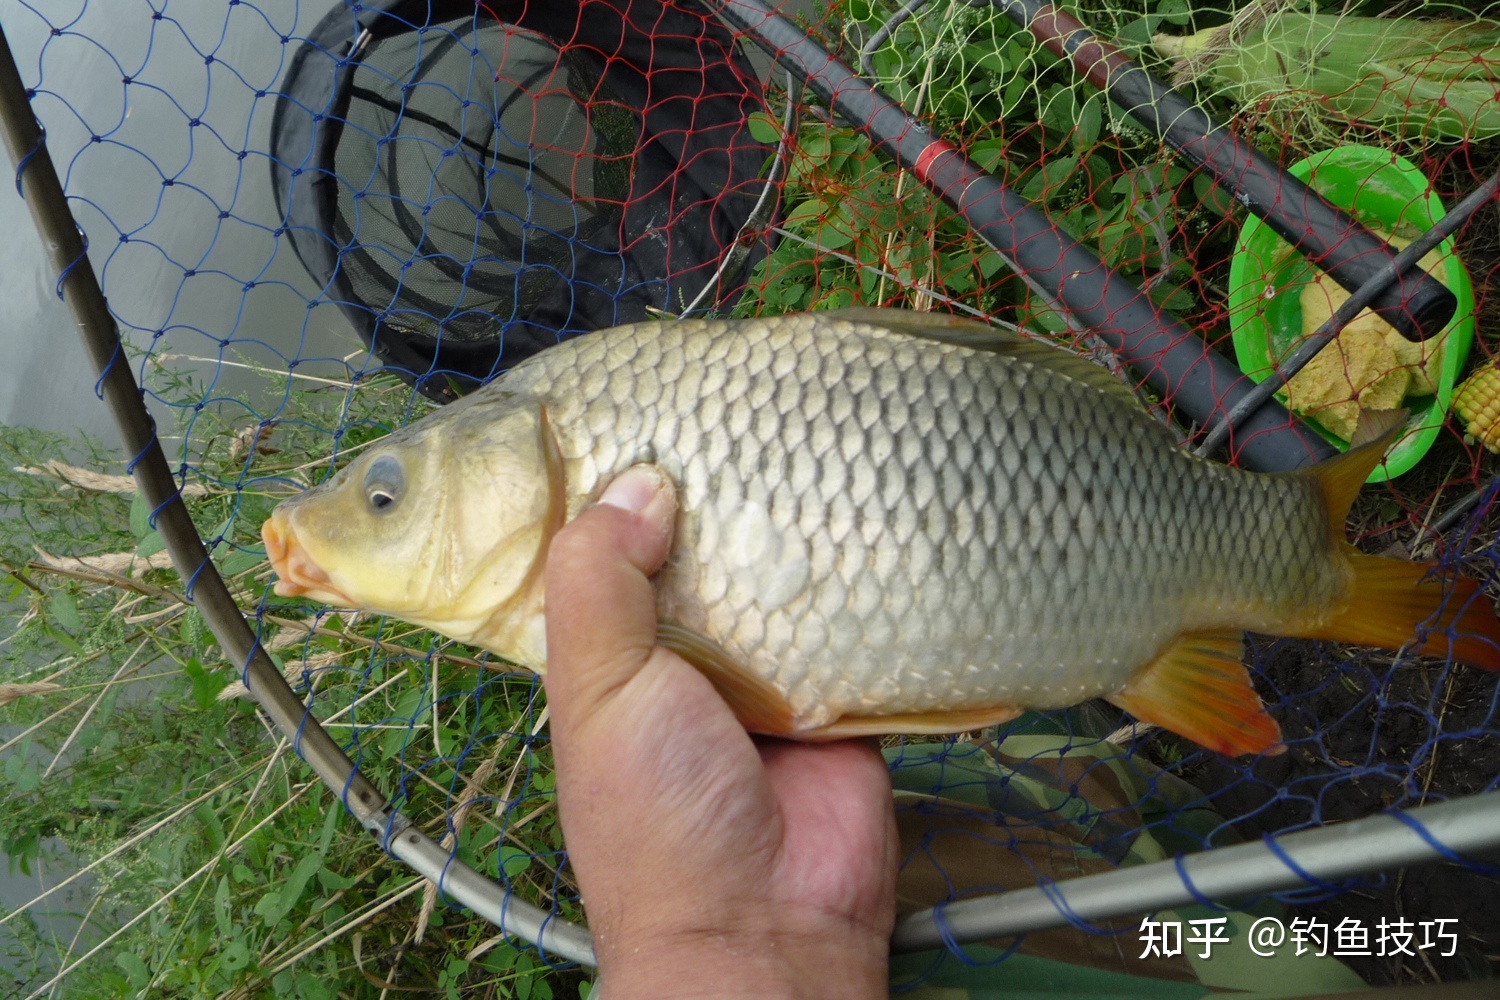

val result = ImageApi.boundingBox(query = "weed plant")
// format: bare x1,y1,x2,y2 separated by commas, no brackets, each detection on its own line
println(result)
1,363,585,998
736,0,1239,333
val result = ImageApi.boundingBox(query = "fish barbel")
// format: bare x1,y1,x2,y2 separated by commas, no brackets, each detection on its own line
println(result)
261,309,1500,754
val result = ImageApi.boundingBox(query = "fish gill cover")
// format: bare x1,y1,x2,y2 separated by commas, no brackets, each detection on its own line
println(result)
3,0,1500,995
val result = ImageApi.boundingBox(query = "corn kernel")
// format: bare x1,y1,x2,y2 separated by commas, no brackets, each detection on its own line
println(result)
1453,364,1500,452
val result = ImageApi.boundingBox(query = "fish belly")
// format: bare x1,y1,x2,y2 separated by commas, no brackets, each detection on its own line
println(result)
536,315,1336,731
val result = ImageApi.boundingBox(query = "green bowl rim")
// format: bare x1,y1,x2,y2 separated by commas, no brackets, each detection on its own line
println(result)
1227,144,1475,482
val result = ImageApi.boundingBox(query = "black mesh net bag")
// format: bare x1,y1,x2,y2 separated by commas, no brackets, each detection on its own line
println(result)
271,0,775,400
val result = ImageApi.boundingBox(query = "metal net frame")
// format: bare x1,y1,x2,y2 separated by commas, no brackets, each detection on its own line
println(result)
3,0,1500,995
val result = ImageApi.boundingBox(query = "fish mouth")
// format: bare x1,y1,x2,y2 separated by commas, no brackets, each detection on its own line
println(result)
262,514,356,608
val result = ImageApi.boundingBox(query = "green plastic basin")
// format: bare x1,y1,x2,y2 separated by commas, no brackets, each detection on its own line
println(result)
1227,144,1475,481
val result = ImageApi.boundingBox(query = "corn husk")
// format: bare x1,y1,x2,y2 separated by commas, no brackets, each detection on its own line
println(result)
1155,15,1500,142
1453,364,1500,452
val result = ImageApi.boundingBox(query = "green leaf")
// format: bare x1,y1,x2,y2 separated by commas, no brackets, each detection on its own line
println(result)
1074,95,1103,150
1192,172,1237,218
183,657,230,710
1156,0,1192,26
1020,155,1079,203
218,549,263,578
12,758,39,794
1100,218,1147,266
205,515,234,548
129,491,152,541
797,130,830,165
578,982,594,1000
746,111,782,145
221,938,251,971
317,866,356,892
135,529,166,558
274,853,323,923
232,863,255,884
43,624,83,654
1040,85,1081,137
116,951,150,988
814,201,857,252
214,876,233,938
195,802,226,851
47,589,81,631
968,139,1007,172
254,890,283,925
783,198,828,230
294,971,333,1000
500,846,531,880
1148,280,1195,314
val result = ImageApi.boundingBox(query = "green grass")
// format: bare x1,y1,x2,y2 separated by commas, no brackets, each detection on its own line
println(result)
0,364,585,999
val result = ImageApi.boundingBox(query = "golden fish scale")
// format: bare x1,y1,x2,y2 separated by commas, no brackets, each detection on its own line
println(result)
507,314,1342,730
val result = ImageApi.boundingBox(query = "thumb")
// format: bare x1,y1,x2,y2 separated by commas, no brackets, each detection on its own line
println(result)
543,464,678,725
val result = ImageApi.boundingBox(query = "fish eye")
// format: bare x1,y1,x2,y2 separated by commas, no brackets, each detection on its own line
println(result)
363,455,406,514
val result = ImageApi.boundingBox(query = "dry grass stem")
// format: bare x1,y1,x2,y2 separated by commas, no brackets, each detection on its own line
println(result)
15,460,209,496
0,682,64,706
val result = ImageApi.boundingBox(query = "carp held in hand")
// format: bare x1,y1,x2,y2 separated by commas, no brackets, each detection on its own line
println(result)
262,309,1500,755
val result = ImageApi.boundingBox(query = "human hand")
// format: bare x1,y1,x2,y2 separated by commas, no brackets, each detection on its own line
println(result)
543,465,898,1000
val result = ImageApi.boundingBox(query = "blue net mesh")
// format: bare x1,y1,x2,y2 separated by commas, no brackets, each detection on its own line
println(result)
5,0,1500,994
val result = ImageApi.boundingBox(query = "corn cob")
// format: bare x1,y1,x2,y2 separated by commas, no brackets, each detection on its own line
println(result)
1155,14,1500,142
1453,363,1500,452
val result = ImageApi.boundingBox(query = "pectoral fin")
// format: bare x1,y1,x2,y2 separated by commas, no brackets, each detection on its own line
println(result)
1106,630,1283,757
656,624,797,734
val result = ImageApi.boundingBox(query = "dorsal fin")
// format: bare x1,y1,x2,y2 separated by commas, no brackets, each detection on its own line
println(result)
1300,409,1406,529
818,307,1150,409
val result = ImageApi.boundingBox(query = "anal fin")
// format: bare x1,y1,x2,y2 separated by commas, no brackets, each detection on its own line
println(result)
795,704,1025,742
656,624,797,734
1106,630,1283,757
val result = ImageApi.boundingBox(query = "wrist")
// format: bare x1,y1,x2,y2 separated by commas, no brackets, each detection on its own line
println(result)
593,924,888,1000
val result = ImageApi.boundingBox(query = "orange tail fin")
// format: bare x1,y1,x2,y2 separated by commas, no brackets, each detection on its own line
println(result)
1306,549,1500,671
1299,414,1500,670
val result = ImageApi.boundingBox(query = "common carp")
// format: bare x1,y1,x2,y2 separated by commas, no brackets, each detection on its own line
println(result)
261,309,1500,755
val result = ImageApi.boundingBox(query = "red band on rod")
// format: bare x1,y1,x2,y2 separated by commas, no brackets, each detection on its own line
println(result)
913,139,957,184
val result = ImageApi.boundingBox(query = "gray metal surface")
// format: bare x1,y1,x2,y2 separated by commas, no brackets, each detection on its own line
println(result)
892,789,1500,952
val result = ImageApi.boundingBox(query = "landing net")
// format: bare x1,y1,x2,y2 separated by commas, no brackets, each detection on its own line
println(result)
2,0,1499,994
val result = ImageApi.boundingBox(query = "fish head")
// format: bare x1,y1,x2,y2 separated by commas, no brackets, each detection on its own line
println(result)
261,393,561,668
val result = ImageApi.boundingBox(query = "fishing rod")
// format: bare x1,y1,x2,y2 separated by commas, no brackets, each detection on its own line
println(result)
711,0,1339,472
978,0,1457,344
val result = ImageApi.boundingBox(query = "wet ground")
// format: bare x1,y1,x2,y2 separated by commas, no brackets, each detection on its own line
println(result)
1171,634,1500,986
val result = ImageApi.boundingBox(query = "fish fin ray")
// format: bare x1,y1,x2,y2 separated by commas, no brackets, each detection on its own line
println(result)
819,308,1151,411
655,624,798,733
821,307,1026,350
1348,407,1408,450
796,704,1025,741
1301,410,1405,528
1305,548,1500,671
1107,630,1283,756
